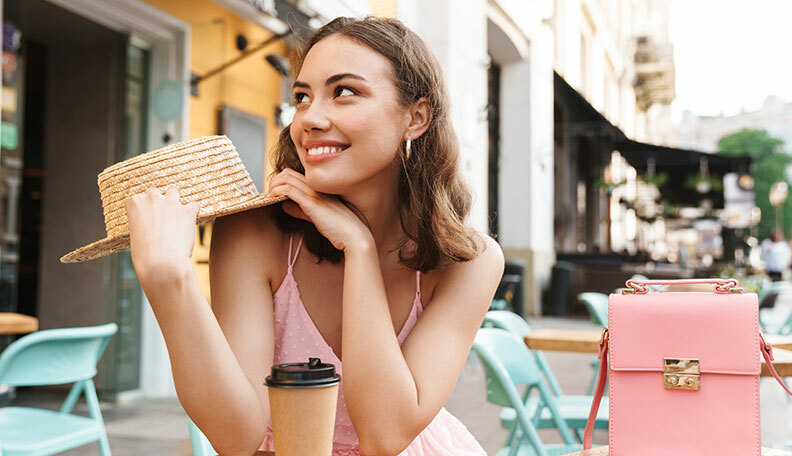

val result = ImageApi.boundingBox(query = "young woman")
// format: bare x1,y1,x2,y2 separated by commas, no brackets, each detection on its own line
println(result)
125,17,504,456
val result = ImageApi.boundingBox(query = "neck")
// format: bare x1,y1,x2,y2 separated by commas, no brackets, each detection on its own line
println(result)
340,173,403,261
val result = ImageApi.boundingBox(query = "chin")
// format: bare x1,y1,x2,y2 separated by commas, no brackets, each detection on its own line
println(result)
304,171,354,195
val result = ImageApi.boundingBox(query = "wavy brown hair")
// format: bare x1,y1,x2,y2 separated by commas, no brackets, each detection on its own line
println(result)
271,16,479,271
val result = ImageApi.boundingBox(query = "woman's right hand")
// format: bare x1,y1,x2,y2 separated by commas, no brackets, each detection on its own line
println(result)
125,187,201,288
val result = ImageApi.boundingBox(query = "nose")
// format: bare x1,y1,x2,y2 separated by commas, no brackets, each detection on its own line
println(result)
300,100,332,132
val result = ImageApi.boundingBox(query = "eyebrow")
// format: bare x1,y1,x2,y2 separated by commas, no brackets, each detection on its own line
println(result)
292,73,368,90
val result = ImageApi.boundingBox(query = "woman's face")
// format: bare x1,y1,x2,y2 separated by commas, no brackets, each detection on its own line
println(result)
290,35,408,195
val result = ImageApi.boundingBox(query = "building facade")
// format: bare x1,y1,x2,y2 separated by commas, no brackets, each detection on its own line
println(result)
400,0,676,314
676,96,792,154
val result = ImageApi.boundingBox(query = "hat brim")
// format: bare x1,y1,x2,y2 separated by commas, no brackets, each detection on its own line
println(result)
60,194,287,263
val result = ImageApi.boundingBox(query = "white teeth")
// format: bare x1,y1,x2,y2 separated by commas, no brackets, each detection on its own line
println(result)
307,146,344,156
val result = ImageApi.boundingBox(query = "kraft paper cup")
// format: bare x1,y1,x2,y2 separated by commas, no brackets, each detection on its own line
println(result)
265,358,341,456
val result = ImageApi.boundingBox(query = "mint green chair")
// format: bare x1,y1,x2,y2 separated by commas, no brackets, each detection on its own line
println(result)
0,323,117,456
472,328,584,456
758,281,787,307
481,311,608,445
759,282,790,332
578,293,608,327
483,311,563,395
577,293,609,395
188,418,218,456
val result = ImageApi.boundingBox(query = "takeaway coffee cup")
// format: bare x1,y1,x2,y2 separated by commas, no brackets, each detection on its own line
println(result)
265,358,341,456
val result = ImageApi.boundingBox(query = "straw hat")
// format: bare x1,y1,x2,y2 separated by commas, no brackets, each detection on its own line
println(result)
61,135,286,263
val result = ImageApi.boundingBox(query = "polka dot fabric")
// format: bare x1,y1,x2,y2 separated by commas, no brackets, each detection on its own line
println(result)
259,236,486,455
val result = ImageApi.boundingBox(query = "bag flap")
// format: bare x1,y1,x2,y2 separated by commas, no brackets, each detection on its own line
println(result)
609,292,760,375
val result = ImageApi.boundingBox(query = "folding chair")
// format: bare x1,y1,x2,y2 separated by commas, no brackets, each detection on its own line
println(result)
0,323,117,456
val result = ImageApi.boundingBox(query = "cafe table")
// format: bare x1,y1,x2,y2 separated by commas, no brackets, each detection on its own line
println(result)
564,446,792,455
0,312,38,335
524,329,792,377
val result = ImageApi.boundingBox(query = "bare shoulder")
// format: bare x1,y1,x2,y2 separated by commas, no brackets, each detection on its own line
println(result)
210,205,288,283
425,230,504,311
453,230,504,281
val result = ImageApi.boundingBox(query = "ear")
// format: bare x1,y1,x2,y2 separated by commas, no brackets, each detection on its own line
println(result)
404,97,432,141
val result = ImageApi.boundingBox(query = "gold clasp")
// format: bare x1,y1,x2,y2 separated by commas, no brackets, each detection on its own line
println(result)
663,358,700,391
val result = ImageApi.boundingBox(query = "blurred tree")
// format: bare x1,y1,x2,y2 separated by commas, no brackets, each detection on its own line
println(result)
718,128,788,240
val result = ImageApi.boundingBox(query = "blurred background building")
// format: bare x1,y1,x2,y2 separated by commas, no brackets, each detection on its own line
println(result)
676,96,792,154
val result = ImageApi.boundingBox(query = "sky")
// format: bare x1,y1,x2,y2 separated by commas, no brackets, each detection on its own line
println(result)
669,0,792,120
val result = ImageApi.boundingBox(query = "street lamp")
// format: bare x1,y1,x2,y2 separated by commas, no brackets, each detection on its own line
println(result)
769,181,788,233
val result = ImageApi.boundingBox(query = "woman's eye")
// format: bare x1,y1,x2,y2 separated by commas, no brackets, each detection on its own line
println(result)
334,86,356,98
294,92,311,104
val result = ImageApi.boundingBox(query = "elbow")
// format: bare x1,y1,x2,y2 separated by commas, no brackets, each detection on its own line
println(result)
358,430,417,456
201,425,266,456
359,441,406,456
211,439,265,456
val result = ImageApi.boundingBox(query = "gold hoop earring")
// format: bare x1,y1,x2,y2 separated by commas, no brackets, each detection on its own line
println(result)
405,137,412,161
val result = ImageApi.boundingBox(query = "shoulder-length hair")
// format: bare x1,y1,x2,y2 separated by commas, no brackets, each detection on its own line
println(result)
271,16,479,271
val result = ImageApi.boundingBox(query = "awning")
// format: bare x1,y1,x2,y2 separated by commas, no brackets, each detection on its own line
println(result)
554,72,751,175
554,71,753,208
616,139,752,175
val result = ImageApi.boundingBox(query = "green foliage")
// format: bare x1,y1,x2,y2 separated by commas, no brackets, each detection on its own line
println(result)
716,263,764,293
684,175,724,193
718,128,783,160
637,172,669,188
718,129,790,239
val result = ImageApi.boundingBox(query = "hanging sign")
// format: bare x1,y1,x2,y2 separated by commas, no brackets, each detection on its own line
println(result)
1,121,18,149
1,86,17,113
2,21,21,52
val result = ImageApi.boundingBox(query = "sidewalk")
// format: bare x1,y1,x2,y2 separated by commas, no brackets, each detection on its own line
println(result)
9,316,792,455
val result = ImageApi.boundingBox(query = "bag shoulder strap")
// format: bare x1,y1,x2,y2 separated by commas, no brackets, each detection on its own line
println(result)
582,330,792,450
583,329,609,449
760,334,792,397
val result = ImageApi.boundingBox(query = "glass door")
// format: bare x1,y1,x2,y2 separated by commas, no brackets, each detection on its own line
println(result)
110,42,149,394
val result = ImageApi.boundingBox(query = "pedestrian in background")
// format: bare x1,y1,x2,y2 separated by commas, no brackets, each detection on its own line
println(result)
761,230,791,282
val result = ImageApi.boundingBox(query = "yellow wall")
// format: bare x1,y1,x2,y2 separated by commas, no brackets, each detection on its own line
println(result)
368,0,398,17
142,0,287,301
142,0,285,152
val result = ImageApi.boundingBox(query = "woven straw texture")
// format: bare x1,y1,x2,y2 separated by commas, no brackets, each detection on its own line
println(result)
61,135,285,263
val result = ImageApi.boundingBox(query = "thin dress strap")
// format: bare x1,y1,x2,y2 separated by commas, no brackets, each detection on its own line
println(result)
287,234,303,271
415,270,421,297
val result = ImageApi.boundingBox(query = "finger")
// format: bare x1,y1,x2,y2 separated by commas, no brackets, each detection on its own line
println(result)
125,195,136,212
165,187,181,201
267,183,317,212
267,169,303,193
267,173,317,199
145,187,162,197
186,201,201,217
269,168,309,187
282,201,311,222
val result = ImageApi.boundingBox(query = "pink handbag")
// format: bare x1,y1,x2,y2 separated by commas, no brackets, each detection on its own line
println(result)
583,278,792,455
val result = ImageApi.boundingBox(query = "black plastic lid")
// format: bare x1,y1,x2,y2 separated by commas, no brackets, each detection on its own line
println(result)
265,358,341,388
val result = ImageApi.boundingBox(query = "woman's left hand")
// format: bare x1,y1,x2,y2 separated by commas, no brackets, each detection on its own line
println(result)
265,169,373,251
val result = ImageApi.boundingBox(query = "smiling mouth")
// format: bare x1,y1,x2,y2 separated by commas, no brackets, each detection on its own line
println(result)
306,145,348,156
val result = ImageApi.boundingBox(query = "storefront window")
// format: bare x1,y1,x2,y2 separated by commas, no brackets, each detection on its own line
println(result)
111,42,149,394
0,20,24,315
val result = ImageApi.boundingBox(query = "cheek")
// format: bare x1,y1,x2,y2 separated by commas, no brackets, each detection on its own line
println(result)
344,108,402,158
289,122,300,148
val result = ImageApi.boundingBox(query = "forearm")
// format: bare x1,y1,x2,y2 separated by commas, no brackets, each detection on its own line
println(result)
341,242,424,454
142,264,267,455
